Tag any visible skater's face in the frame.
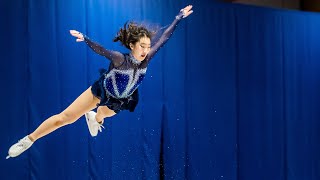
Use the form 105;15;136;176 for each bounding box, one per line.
130;36;151;61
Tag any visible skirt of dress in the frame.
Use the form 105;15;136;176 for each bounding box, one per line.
90;74;139;113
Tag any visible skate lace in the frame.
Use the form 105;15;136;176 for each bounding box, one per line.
98;124;105;132
17;139;28;148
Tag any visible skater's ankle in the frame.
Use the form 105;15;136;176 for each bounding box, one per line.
95;116;104;124
28;135;35;142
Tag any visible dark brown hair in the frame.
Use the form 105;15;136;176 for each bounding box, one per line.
113;21;155;49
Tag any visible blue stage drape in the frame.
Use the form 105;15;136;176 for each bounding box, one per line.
1;0;320;179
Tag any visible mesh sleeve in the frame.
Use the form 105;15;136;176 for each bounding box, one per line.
84;36;125;67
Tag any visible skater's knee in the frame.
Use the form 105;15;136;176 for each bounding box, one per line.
56;112;77;126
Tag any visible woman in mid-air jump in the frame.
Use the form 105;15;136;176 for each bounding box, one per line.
7;5;193;159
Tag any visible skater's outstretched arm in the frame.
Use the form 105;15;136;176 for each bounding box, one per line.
146;5;193;61
70;30;125;67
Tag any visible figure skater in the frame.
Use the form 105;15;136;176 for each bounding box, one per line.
7;5;193;159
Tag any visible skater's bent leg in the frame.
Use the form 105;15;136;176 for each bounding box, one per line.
95;106;116;123
29;87;99;142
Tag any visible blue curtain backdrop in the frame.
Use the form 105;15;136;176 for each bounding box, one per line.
1;0;320;179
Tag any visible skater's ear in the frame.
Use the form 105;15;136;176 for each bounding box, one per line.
129;43;134;50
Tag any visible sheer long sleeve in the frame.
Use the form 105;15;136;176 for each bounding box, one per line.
84;36;124;66
145;11;184;61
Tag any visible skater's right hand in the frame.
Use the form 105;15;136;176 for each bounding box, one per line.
70;30;84;42
180;5;193;18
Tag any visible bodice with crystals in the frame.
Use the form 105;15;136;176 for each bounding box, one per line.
83;11;184;98
102;54;147;98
